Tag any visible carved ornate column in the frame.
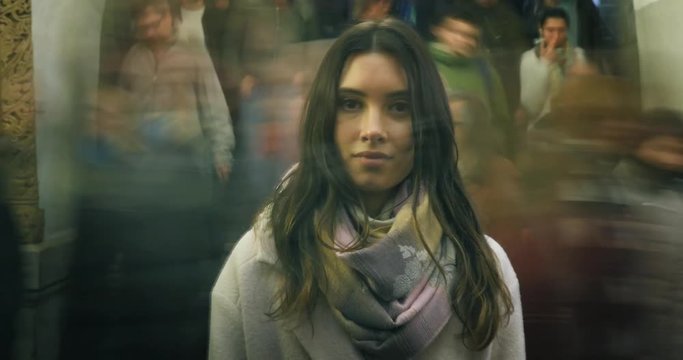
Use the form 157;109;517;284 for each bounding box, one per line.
0;0;44;244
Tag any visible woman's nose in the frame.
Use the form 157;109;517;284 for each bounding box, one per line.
360;106;386;143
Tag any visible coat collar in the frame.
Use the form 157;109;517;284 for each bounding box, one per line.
252;208;362;358
253;207;279;265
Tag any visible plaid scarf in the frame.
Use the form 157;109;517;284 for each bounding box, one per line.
322;190;458;359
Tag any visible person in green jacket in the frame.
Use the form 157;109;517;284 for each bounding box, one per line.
430;3;515;157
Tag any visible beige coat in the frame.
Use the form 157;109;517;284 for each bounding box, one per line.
209;217;525;359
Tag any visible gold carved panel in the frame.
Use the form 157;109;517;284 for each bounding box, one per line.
0;0;43;244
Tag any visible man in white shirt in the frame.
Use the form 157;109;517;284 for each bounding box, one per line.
177;0;207;49
519;7;586;130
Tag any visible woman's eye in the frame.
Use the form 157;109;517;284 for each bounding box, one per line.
339;98;362;112
389;101;411;115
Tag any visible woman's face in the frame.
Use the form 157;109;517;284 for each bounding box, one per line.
335;52;414;208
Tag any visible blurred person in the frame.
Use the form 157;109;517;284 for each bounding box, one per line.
222;0;313;102
416;1;526;42
0;138;21;360
62;0;234;357
613;109;683;358
468;0;530;119
619;109;683;192
448;92;526;270
430;3;515;157
121;0;234;186
522;0;610;52
175;0;235;54
519;7;586;131
209;19;525;360
518;74;662;359
354;0;393;21
223;0;313;214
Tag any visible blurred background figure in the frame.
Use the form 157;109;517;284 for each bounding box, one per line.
519;7;588;131
221;0;313;216
616;109;683;210
430;3;515;157
613;108;683;359
61;0;234;358
468;0;529;121
354;0;393;21
521;0;614;72
448;92;525;264
516;74;676;359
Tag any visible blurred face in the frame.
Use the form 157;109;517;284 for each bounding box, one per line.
433;18;480;58
135;4;174;44
636;135;683;173
335;53;414;210
360;0;392;20
541;17;568;48
214;0;230;9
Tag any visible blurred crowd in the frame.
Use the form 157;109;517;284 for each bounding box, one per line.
2;0;682;359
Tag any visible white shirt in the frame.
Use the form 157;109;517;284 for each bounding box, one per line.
177;6;206;50
520;46;586;129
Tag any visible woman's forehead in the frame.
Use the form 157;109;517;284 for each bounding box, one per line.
338;53;408;90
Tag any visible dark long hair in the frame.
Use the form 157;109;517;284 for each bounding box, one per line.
268;18;512;350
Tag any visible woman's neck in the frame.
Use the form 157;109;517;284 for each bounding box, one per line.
360;189;398;219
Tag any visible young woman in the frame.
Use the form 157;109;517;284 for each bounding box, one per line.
209;19;525;359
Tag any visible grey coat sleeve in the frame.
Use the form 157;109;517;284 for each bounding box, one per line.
487;236;526;360
208;231;254;360
208;292;245;360
194;51;235;166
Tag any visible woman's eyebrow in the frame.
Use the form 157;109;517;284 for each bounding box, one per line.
386;90;409;99
338;88;409;99
338;88;364;97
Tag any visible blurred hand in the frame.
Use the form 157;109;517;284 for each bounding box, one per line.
215;162;231;183
240;75;256;99
540;38;558;63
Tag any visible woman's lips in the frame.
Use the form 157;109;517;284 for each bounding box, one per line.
353;151;391;166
